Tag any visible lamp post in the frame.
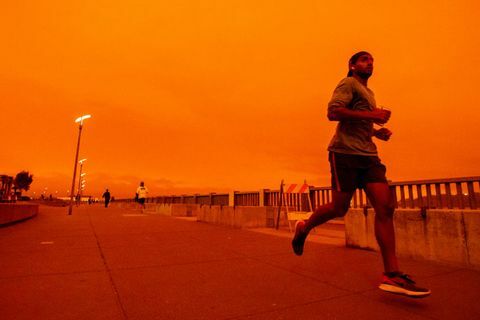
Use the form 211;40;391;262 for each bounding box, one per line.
68;115;91;215
77;159;87;205
81;178;86;196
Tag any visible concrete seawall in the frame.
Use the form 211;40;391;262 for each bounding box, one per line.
0;203;39;227
112;202;284;228
196;205;279;228
344;208;480;269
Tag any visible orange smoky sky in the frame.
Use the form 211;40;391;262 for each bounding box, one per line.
1;1;479;198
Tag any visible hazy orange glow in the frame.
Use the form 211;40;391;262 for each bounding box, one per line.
1;1;479;198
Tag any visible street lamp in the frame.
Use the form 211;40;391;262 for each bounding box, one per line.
68;115;91;215
77;160;87;205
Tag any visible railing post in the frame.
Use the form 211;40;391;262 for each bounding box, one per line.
408;185;415;208
209;193;215;206
467;182;477;209
309;186;316;210
435;184;442;209
456;182;465;209
259;189;268;207
445;183;453;209
229;191;236;207
426;184;432;208
400;185;406;208
416;185;423;208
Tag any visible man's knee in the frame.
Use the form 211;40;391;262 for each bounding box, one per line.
385;202;395;215
375;202;395;220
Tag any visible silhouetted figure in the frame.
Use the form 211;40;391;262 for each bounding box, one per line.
102;189;111;208
88;197;92;205
291;51;430;298
136;181;148;212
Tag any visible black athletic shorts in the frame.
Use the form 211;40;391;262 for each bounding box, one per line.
138;198;146;205
329;152;388;192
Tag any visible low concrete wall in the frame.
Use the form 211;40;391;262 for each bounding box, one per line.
344;208;480;269
114;202;284;229
196;205;279;228
0;203;39;227
171;204;201;217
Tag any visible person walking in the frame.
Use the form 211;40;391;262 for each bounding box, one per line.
291;51;430;298
102;189;111;208
136;181;148;212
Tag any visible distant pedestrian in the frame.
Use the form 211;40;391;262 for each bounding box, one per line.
102;189;111;208
291;51;430;298
136;181;148;212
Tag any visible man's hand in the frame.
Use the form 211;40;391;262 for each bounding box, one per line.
373;127;392;141
371;109;391;125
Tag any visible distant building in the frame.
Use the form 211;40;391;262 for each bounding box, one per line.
0;175;14;202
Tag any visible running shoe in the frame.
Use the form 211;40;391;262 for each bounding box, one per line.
291;220;307;256
379;272;431;298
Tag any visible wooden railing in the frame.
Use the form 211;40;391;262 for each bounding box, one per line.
118;176;480;210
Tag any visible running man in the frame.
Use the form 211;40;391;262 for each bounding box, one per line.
136;181;148;212
292;51;431;298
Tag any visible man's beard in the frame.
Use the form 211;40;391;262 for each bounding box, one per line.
357;71;372;79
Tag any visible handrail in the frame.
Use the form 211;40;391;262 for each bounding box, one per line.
117;176;479;210
390;176;480;185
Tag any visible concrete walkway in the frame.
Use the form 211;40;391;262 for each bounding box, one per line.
1;205;479;319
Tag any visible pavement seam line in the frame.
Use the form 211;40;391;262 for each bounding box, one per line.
88;212;129;320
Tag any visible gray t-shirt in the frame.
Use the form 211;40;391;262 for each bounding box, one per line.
327;77;378;156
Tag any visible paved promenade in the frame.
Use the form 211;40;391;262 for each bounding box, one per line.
1;205;479;319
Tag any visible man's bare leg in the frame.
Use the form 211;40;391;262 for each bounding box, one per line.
304;190;354;233
364;182;398;273
292;190;354;255
366;182;431;297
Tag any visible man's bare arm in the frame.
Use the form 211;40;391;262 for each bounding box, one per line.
328;107;391;124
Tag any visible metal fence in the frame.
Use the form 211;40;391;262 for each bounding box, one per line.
118;176;480;210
